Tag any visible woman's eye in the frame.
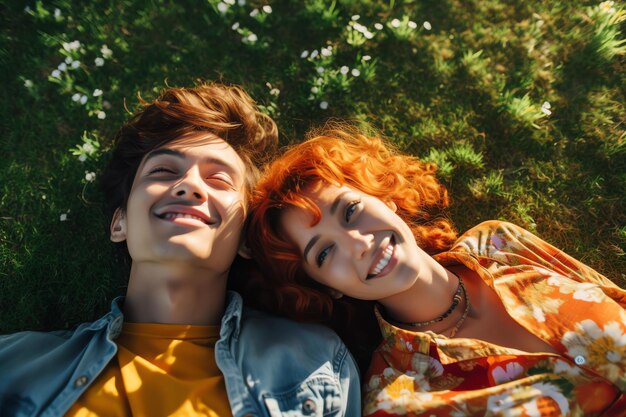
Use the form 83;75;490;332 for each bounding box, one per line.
345;200;361;222
316;246;332;267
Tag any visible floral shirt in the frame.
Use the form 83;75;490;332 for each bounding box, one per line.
364;221;626;417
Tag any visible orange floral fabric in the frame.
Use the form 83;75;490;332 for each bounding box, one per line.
364;221;626;416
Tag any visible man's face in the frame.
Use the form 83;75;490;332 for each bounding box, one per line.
111;133;248;274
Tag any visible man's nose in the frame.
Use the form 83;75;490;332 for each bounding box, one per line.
171;168;207;201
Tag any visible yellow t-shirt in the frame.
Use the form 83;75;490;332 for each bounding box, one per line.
66;322;232;417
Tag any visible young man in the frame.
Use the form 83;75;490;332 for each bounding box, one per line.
0;83;360;416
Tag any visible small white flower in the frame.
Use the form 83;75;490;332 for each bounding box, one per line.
423;21;432;30
391;19;401;28
319;101;329;110
100;45;113;59
85;171;96;182
51;69;61;78
60;213;68;222
310;50;319;59
78;154;87;162
300;50;309;58
65;56;73;64
231;22;240;30
269;88;280;96
217;2;229;13
600;1;616;14
79;95;88;105
54;8;61;19
224;0;235;4
262;5;272;13
69;40;81;51
362;55;372;61
238;0;246;5
321;47;332;57
71;60;80;69
353;23;366;33
364;31;374;39
72;93;81;102
94;57;105;67
316;66;324;74
247;33;258;42
42;195;46;200
82;142;95;153
24;79;34;88
250;8;259;17
311;86;319;93
351;68;361;76
340;66;349;74
97;111;106;119
351;14;360;21
541;101;552;116
374;23;384;30
408;21;417;29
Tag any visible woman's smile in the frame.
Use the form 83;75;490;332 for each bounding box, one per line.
367;235;397;280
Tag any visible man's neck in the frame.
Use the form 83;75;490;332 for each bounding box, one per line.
123;261;228;326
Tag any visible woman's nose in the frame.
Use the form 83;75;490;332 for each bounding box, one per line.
345;230;374;259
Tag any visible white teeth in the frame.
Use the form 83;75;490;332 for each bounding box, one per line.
163;213;206;223
371;244;393;275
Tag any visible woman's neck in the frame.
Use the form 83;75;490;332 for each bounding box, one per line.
378;261;465;331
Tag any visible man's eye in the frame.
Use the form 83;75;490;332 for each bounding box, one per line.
316;246;332;267
149;167;176;175
207;174;234;188
345;200;361;222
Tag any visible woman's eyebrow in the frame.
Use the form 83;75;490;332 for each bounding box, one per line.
303;191;351;263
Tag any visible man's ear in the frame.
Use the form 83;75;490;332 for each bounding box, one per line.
110;208;127;242
238;239;252;259
386;200;398;212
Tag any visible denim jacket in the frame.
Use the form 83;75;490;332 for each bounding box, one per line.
0;292;360;417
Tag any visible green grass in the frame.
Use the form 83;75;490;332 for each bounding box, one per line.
1;0;624;333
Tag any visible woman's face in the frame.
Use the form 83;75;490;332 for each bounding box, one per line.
281;183;425;301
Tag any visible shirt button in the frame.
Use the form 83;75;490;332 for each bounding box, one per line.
302;399;317;414
74;375;89;387
574;355;586;365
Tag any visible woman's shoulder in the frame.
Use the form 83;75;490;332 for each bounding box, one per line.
451;220;532;254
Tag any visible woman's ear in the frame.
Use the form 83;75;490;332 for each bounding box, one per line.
238;239;252;259
110;208;127;242
328;289;344;299
385;200;398;212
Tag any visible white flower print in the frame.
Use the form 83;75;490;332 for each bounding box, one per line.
562;320;626;381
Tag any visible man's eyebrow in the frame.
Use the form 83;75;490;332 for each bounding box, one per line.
144;148;184;163
303;191;350;263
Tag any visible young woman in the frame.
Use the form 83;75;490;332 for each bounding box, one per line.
246;126;626;416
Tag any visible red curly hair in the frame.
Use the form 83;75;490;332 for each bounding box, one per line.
246;125;457;325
